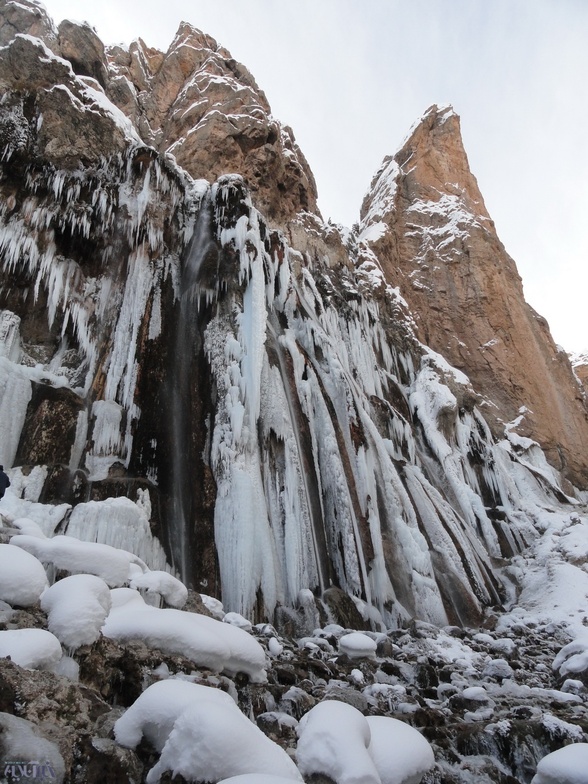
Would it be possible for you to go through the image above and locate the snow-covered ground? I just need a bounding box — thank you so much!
[2,480,588,783]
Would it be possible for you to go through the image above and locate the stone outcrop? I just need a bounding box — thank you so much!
[360,105,588,487]
[102,22,318,222]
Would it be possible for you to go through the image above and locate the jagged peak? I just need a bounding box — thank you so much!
[167,20,220,55]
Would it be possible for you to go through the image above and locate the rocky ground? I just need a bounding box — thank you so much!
[1,575,587,784]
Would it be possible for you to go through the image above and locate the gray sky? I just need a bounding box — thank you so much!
[39,0,588,353]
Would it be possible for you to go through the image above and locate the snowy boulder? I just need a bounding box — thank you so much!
[40,574,111,649]
[145,700,303,784]
[531,742,588,783]
[0,713,65,784]
[10,533,147,587]
[366,716,435,784]
[553,638,588,680]
[0,543,48,606]
[218,777,304,784]
[296,700,380,784]
[338,631,378,659]
[129,570,188,608]
[223,611,253,631]
[103,589,268,681]
[114,679,237,752]
[0,628,62,671]
[10,517,48,538]
[201,593,225,618]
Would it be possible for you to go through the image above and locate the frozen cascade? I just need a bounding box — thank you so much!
[266,317,329,597]
[0,120,577,630]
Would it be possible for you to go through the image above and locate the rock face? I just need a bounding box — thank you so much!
[0,2,586,633]
[359,105,588,488]
[104,23,319,222]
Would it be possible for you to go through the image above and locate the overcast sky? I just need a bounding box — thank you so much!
[39,0,588,353]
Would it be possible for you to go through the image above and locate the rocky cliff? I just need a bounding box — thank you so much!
[0,0,586,629]
[359,105,588,488]
[3,4,588,784]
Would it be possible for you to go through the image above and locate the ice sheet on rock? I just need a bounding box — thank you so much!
[0,628,62,671]
[114,679,237,752]
[0,357,32,468]
[366,716,435,784]
[0,493,69,535]
[41,574,111,649]
[145,700,303,784]
[296,701,380,784]
[65,496,169,572]
[0,543,48,606]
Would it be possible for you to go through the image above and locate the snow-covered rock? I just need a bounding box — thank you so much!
[0,543,48,606]
[145,700,303,784]
[0,628,62,670]
[296,700,380,784]
[103,588,267,681]
[531,742,588,784]
[40,574,111,649]
[366,716,435,784]
[10,534,147,587]
[339,631,378,659]
[114,679,237,752]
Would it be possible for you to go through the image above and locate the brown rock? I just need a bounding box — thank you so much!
[57,19,109,87]
[0,0,59,51]
[102,22,318,223]
[361,104,588,487]
[0,35,136,166]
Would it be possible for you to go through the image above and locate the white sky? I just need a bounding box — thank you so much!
[38,0,588,353]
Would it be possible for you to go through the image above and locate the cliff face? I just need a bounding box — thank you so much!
[360,105,588,488]
[0,2,585,628]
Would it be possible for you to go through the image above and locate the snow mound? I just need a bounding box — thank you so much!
[11,517,47,538]
[40,574,111,649]
[10,533,147,586]
[338,631,378,659]
[129,570,188,608]
[0,543,48,606]
[218,777,304,784]
[145,700,303,784]
[103,589,267,681]
[0,628,62,670]
[553,637,588,678]
[114,679,237,752]
[366,716,435,784]
[531,742,588,783]
[296,700,380,784]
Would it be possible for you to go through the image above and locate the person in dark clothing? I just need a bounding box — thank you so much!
[0,465,10,500]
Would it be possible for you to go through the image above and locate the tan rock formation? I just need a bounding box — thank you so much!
[360,104,588,487]
[103,23,318,223]
[0,0,59,51]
